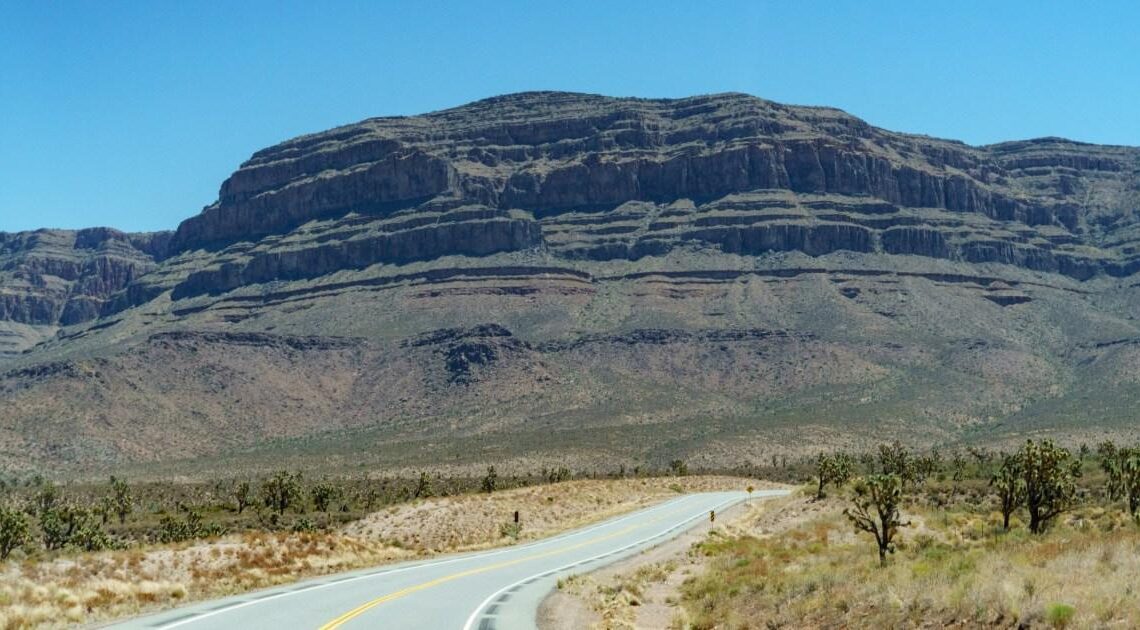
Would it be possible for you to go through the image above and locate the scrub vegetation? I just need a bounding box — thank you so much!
[0,469,771,628]
[672,439,1140,629]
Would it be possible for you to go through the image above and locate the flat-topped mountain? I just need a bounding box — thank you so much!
[2,92,1140,474]
[170,92,1139,272]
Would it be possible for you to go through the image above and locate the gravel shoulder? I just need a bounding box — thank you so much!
[538,489,804,629]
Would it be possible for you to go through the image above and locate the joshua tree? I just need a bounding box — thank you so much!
[950,450,967,483]
[1103,450,1124,502]
[1122,449,1140,518]
[877,441,917,487]
[481,465,498,494]
[815,452,853,500]
[39,504,104,551]
[413,471,433,499]
[261,471,304,516]
[363,486,381,511]
[858,452,876,473]
[233,481,253,514]
[545,467,572,483]
[967,446,992,466]
[844,474,907,567]
[1020,440,1081,534]
[1097,440,1118,460]
[0,504,29,559]
[668,459,688,476]
[96,496,114,525]
[1103,446,1140,518]
[911,453,943,486]
[310,483,341,513]
[109,476,132,525]
[991,452,1026,530]
[34,482,59,516]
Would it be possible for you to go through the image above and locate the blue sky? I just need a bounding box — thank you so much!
[2,1,1138,232]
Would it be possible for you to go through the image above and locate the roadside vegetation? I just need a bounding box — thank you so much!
[0,464,772,628]
[673,439,1140,629]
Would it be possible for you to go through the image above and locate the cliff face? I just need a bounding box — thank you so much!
[4,92,1140,472]
[161,92,1138,288]
[0,228,170,328]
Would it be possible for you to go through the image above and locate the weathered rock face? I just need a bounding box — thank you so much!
[150,92,1140,303]
[170,206,542,299]
[0,228,171,327]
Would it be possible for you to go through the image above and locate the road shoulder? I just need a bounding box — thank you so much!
[537,491,797,629]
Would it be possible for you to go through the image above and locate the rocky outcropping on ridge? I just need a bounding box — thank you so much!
[0,228,170,327]
[161,92,1138,281]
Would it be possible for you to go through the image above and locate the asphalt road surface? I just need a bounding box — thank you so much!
[111,489,788,630]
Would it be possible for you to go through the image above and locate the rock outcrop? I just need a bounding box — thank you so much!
[0,228,170,327]
[81,92,1121,317]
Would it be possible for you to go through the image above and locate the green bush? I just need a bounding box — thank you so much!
[291,517,318,533]
[158,509,225,543]
[499,521,522,540]
[1046,602,1076,628]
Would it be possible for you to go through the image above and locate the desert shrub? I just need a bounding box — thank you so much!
[292,517,318,533]
[1046,602,1076,628]
[499,521,522,540]
[544,467,572,483]
[158,509,225,543]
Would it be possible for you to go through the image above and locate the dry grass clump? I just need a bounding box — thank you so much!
[557,560,679,629]
[0,530,409,629]
[675,495,1140,629]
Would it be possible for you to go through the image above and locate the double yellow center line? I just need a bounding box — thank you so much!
[318,521,650,629]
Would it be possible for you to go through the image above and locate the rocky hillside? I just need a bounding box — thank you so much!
[2,92,1139,474]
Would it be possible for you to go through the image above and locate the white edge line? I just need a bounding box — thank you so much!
[152,493,706,629]
[460,489,789,630]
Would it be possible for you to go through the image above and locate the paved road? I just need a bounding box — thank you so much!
[111,489,787,630]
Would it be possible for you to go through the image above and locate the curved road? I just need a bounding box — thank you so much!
[111,489,787,630]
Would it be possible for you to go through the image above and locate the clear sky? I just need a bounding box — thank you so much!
[2,1,1138,233]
